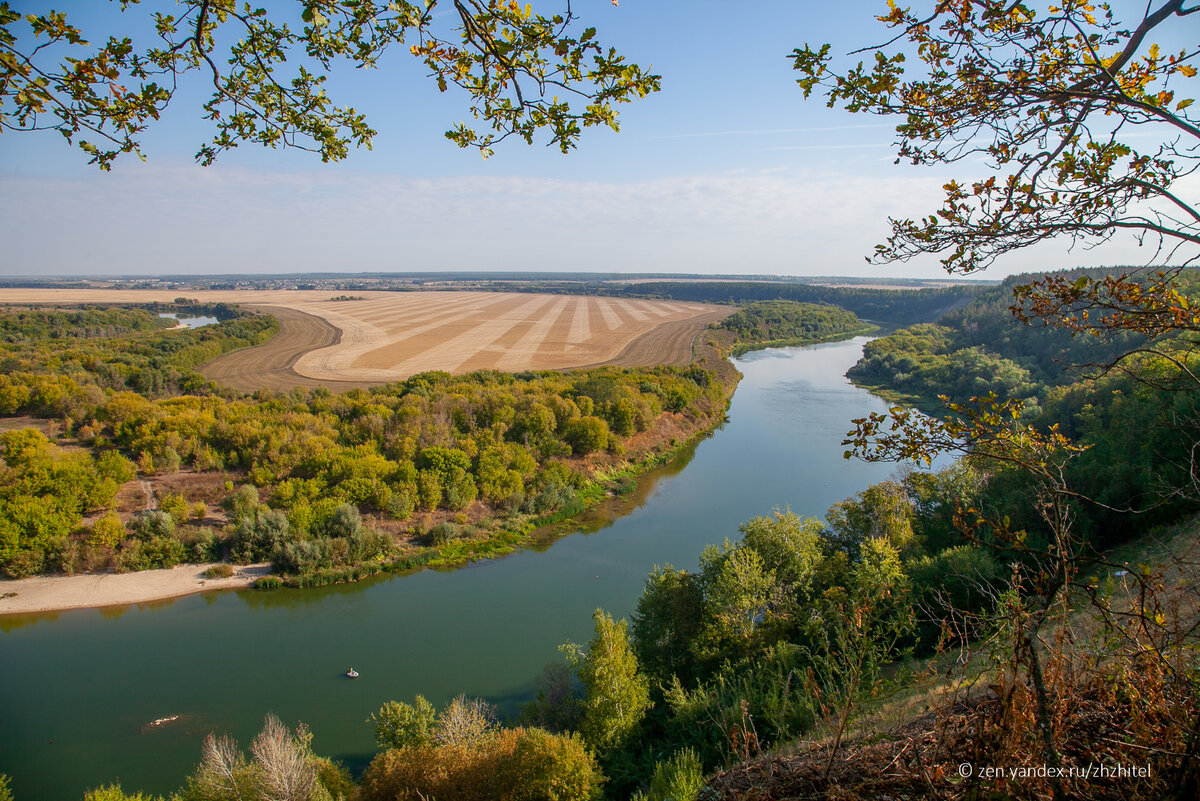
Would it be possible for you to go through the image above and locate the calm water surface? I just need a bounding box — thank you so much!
[1,338,908,799]
[158,313,219,328]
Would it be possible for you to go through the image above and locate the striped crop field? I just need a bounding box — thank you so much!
[0,289,731,391]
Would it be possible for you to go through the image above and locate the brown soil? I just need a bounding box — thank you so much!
[579,307,736,369]
[199,306,380,392]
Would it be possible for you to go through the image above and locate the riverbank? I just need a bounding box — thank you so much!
[0,563,271,615]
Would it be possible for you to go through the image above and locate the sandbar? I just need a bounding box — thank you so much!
[0,563,272,615]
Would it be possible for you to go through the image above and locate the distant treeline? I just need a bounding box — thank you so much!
[482,280,980,325]
[626,281,978,324]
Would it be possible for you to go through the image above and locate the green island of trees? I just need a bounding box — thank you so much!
[713,300,878,355]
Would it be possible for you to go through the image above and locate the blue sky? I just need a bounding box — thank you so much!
[0,0,1188,278]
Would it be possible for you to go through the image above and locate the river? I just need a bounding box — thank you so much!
[0,337,910,800]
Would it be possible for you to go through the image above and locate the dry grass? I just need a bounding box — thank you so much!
[708,516,1200,800]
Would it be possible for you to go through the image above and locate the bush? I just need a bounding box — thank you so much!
[638,748,704,801]
[320,503,363,539]
[386,489,415,520]
[89,510,126,549]
[129,510,175,540]
[273,539,329,575]
[426,522,459,547]
[359,726,601,801]
[204,563,234,579]
[185,527,221,562]
[564,416,610,455]
[2,547,45,578]
[500,727,602,801]
[232,508,292,563]
[117,536,185,572]
[222,484,260,526]
[348,527,390,563]
[159,492,191,525]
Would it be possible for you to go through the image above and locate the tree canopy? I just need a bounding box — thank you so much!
[0,0,659,168]
[793,0,1198,274]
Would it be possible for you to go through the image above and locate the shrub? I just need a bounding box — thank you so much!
[185,527,221,562]
[639,748,704,801]
[371,696,437,751]
[386,489,415,520]
[320,503,363,539]
[500,727,602,801]
[204,563,234,579]
[273,539,328,576]
[49,538,81,575]
[89,510,126,549]
[223,484,260,526]
[232,508,292,563]
[348,527,390,563]
[117,536,185,572]
[159,492,191,526]
[426,522,459,547]
[129,510,175,540]
[564,416,610,455]
[2,547,45,578]
[359,726,601,801]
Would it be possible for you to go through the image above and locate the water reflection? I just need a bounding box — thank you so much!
[158,313,219,328]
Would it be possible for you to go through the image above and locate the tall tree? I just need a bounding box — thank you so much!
[563,608,651,754]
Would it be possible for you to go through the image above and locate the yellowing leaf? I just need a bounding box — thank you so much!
[1180,65,1198,78]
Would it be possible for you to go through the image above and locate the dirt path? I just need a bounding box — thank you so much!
[140,480,156,511]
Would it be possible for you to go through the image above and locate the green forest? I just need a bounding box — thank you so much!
[713,300,877,355]
[0,302,750,585]
[847,267,1200,547]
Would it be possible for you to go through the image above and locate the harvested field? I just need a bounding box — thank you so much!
[200,306,374,392]
[1,289,731,391]
[582,308,733,369]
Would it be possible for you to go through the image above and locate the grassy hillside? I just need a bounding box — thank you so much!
[706,513,1200,800]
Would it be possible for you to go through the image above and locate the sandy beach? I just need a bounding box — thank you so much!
[0,563,272,615]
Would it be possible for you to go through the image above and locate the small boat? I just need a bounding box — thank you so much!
[345,668,359,679]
